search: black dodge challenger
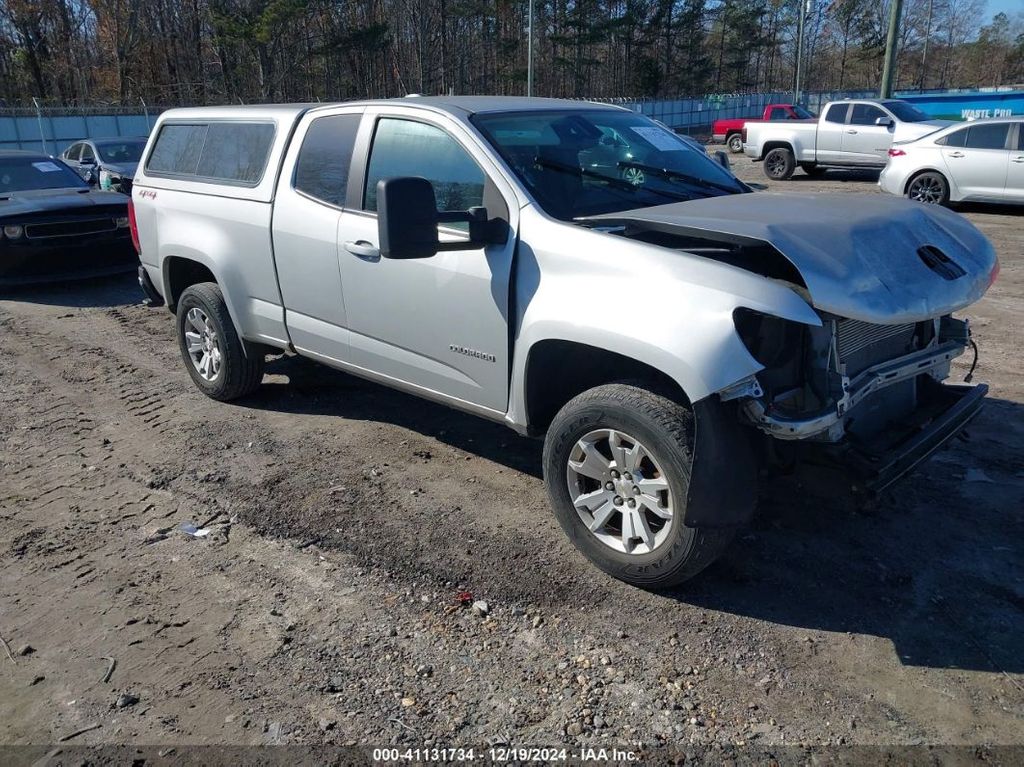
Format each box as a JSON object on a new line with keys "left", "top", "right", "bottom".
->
{"left": 0, "top": 150, "right": 138, "bottom": 286}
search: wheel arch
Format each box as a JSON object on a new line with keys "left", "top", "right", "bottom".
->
{"left": 903, "top": 167, "right": 950, "bottom": 195}
{"left": 163, "top": 255, "right": 218, "bottom": 313}
{"left": 522, "top": 339, "right": 692, "bottom": 436}
{"left": 762, "top": 140, "right": 795, "bottom": 158}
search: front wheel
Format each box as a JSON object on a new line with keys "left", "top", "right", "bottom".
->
{"left": 763, "top": 147, "right": 796, "bottom": 180}
{"left": 543, "top": 383, "right": 737, "bottom": 589}
{"left": 176, "top": 282, "right": 264, "bottom": 401}
{"left": 727, "top": 133, "right": 744, "bottom": 153}
{"left": 906, "top": 171, "right": 950, "bottom": 205}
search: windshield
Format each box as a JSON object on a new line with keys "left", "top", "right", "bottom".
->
{"left": 882, "top": 101, "right": 931, "bottom": 122}
{"left": 95, "top": 140, "right": 145, "bottom": 164}
{"left": 0, "top": 157, "right": 88, "bottom": 193}
{"left": 473, "top": 110, "right": 746, "bottom": 221}
{"left": 792, "top": 105, "right": 815, "bottom": 119}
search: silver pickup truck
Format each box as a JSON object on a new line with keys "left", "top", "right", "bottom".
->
{"left": 131, "top": 96, "right": 996, "bottom": 588}
{"left": 744, "top": 98, "right": 951, "bottom": 179}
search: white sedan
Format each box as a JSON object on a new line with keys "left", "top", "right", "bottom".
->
{"left": 879, "top": 117, "right": 1023, "bottom": 206}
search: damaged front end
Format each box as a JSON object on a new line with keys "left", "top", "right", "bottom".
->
{"left": 583, "top": 192, "right": 996, "bottom": 494}
{"left": 731, "top": 309, "right": 986, "bottom": 492}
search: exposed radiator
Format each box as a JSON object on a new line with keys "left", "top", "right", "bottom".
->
{"left": 835, "top": 319, "right": 917, "bottom": 376}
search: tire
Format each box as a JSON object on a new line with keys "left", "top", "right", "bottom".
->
{"left": 800, "top": 163, "right": 826, "bottom": 177}
{"left": 176, "top": 282, "right": 264, "bottom": 401}
{"left": 906, "top": 171, "right": 950, "bottom": 206}
{"left": 543, "top": 383, "right": 737, "bottom": 589}
{"left": 763, "top": 147, "right": 796, "bottom": 180}
{"left": 727, "top": 133, "right": 744, "bottom": 153}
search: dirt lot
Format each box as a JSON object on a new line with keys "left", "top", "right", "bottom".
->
{"left": 1, "top": 157, "right": 1022, "bottom": 759}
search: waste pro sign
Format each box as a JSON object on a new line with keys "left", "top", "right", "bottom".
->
{"left": 901, "top": 90, "right": 1024, "bottom": 121}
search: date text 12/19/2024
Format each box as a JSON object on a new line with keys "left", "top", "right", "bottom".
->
{"left": 373, "top": 747, "right": 640, "bottom": 762}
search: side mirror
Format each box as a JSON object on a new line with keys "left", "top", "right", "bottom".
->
{"left": 874, "top": 116, "right": 894, "bottom": 127}
{"left": 714, "top": 150, "right": 731, "bottom": 170}
{"left": 377, "top": 177, "right": 501, "bottom": 260}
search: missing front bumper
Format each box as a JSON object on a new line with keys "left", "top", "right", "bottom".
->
{"left": 812, "top": 381, "right": 987, "bottom": 493}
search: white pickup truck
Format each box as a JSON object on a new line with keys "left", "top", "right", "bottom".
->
{"left": 130, "top": 96, "right": 994, "bottom": 588}
{"left": 744, "top": 98, "right": 952, "bottom": 179}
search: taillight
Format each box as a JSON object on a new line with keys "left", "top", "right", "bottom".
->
{"left": 127, "top": 199, "right": 141, "bottom": 254}
{"left": 989, "top": 259, "right": 1000, "bottom": 288}
{"left": 888, "top": 148, "right": 906, "bottom": 157}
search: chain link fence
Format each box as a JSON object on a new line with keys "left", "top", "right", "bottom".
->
{"left": 4, "top": 87, "right": 1022, "bottom": 153}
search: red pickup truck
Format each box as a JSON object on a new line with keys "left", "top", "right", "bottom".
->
{"left": 713, "top": 103, "right": 815, "bottom": 152}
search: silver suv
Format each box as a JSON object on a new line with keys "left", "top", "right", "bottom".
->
{"left": 130, "top": 97, "right": 996, "bottom": 588}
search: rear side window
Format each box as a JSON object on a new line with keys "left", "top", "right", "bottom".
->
{"left": 939, "top": 128, "right": 967, "bottom": 147}
{"left": 768, "top": 107, "right": 787, "bottom": 120}
{"left": 146, "top": 121, "right": 275, "bottom": 184}
{"left": 964, "top": 123, "right": 1009, "bottom": 150}
{"left": 293, "top": 114, "right": 361, "bottom": 207}
{"left": 824, "top": 104, "right": 848, "bottom": 124}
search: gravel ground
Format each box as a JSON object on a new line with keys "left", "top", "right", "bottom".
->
{"left": 0, "top": 156, "right": 1022, "bottom": 760}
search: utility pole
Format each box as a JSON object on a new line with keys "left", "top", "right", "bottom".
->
{"left": 527, "top": 0, "right": 534, "bottom": 97}
{"left": 920, "top": 0, "right": 934, "bottom": 91}
{"left": 794, "top": 0, "right": 808, "bottom": 104}
{"left": 880, "top": 0, "right": 904, "bottom": 98}
{"left": 32, "top": 97, "right": 49, "bottom": 156}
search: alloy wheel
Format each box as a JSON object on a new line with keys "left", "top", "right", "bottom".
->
{"left": 622, "top": 166, "right": 645, "bottom": 186}
{"left": 565, "top": 428, "right": 674, "bottom": 555}
{"left": 908, "top": 175, "right": 944, "bottom": 204}
{"left": 765, "top": 153, "right": 787, "bottom": 178}
{"left": 184, "top": 307, "right": 222, "bottom": 382}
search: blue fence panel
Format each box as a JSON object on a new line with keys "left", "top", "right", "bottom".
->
{"left": 619, "top": 88, "right": 1024, "bottom": 133}
{"left": 0, "top": 111, "right": 157, "bottom": 154}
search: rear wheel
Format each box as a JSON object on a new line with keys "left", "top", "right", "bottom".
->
{"left": 176, "top": 282, "right": 264, "bottom": 401}
{"left": 727, "top": 133, "right": 744, "bottom": 153}
{"left": 763, "top": 147, "right": 796, "bottom": 180}
{"left": 906, "top": 171, "right": 949, "bottom": 205}
{"left": 543, "top": 383, "right": 737, "bottom": 589}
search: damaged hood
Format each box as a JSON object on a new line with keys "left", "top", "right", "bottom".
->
{"left": 585, "top": 192, "right": 997, "bottom": 324}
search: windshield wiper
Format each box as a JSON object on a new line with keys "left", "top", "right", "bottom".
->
{"left": 616, "top": 161, "right": 741, "bottom": 195}
{"left": 533, "top": 157, "right": 692, "bottom": 202}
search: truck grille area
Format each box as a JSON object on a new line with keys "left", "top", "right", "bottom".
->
{"left": 25, "top": 218, "right": 116, "bottom": 239}
{"left": 835, "top": 319, "right": 917, "bottom": 377}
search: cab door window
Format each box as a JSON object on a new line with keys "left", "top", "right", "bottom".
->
{"left": 363, "top": 118, "right": 485, "bottom": 217}
{"left": 768, "top": 107, "right": 788, "bottom": 120}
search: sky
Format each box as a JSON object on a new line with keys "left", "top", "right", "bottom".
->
{"left": 986, "top": 0, "right": 1021, "bottom": 18}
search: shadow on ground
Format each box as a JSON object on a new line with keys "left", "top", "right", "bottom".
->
{"left": 252, "top": 354, "right": 1023, "bottom": 674}
{"left": 0, "top": 270, "right": 142, "bottom": 308}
